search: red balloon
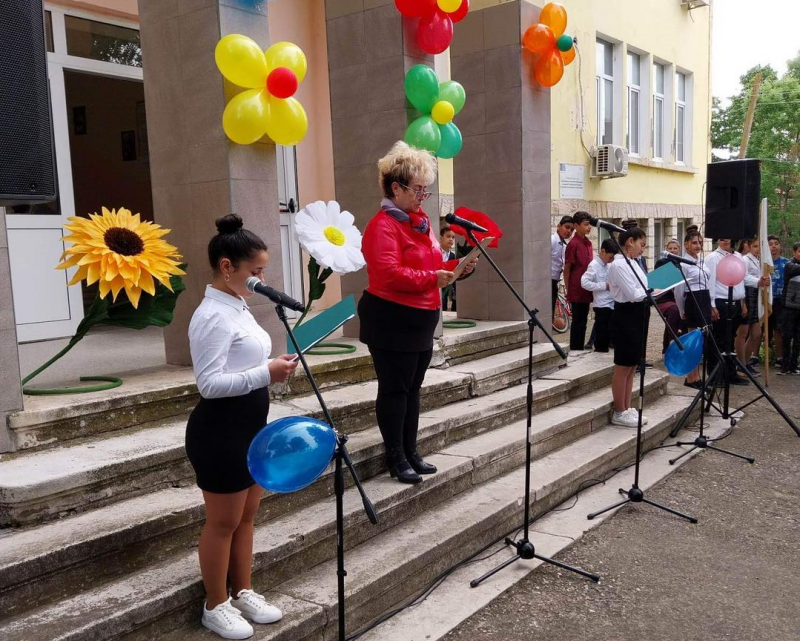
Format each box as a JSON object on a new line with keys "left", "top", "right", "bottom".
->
{"left": 534, "top": 49, "right": 564, "bottom": 87}
{"left": 395, "top": 0, "right": 437, "bottom": 18}
{"left": 450, "top": 0, "right": 469, "bottom": 22}
{"left": 417, "top": 11, "right": 453, "bottom": 54}
{"left": 267, "top": 67, "right": 298, "bottom": 99}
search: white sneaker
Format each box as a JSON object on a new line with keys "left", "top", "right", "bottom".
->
{"left": 611, "top": 410, "right": 638, "bottom": 428}
{"left": 202, "top": 598, "right": 254, "bottom": 639}
{"left": 232, "top": 589, "right": 283, "bottom": 624}
{"left": 624, "top": 408, "right": 648, "bottom": 425}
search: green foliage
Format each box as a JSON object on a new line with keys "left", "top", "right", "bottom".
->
{"left": 712, "top": 58, "right": 800, "bottom": 250}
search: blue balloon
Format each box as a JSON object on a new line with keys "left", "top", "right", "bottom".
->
{"left": 248, "top": 416, "right": 336, "bottom": 493}
{"left": 664, "top": 329, "right": 704, "bottom": 377}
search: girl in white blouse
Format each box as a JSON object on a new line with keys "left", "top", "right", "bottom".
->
{"left": 607, "top": 227, "right": 650, "bottom": 428}
{"left": 186, "top": 214, "right": 297, "bottom": 639}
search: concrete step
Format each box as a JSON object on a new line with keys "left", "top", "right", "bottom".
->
{"left": 0, "top": 344, "right": 566, "bottom": 527}
{"left": 8, "top": 322, "right": 531, "bottom": 452}
{"left": 0, "top": 389, "right": 688, "bottom": 641}
{"left": 0, "top": 354, "right": 640, "bottom": 616}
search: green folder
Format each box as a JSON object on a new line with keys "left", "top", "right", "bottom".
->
{"left": 287, "top": 295, "right": 357, "bottom": 357}
{"left": 647, "top": 262, "right": 683, "bottom": 292}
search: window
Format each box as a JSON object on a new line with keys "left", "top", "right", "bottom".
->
{"left": 675, "top": 72, "right": 687, "bottom": 164}
{"left": 654, "top": 220, "right": 664, "bottom": 254}
{"left": 596, "top": 39, "right": 614, "bottom": 146}
{"left": 65, "top": 16, "right": 142, "bottom": 67}
{"left": 627, "top": 52, "right": 641, "bottom": 155}
{"left": 653, "top": 62, "right": 665, "bottom": 160}
{"left": 677, "top": 220, "right": 686, "bottom": 244}
{"left": 45, "top": 11, "right": 54, "bottom": 53}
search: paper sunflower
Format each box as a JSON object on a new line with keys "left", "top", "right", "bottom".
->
{"left": 295, "top": 201, "right": 365, "bottom": 273}
{"left": 56, "top": 207, "right": 185, "bottom": 308}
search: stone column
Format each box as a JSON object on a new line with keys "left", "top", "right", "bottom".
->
{"left": 451, "top": 1, "right": 552, "bottom": 333}
{"left": 324, "top": 0, "right": 440, "bottom": 338}
{"left": 0, "top": 211, "right": 23, "bottom": 453}
{"left": 139, "top": 1, "right": 283, "bottom": 365}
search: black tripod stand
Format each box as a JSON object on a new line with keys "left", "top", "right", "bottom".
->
{"left": 668, "top": 285, "right": 800, "bottom": 440}
{"left": 465, "top": 230, "right": 599, "bottom": 587}
{"left": 587, "top": 239, "right": 697, "bottom": 524}
{"left": 275, "top": 305, "right": 379, "bottom": 641}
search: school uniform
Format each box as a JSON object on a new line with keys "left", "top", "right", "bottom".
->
{"left": 551, "top": 232, "right": 566, "bottom": 314}
{"left": 674, "top": 254, "right": 712, "bottom": 329}
{"left": 565, "top": 234, "right": 594, "bottom": 350}
{"left": 706, "top": 248, "right": 747, "bottom": 383}
{"left": 580, "top": 256, "right": 614, "bottom": 352}
{"left": 607, "top": 253, "right": 648, "bottom": 367}
{"left": 743, "top": 253, "right": 761, "bottom": 326}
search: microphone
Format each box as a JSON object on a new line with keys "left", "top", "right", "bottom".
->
{"left": 444, "top": 212, "right": 488, "bottom": 234}
{"left": 588, "top": 216, "right": 626, "bottom": 235}
{"left": 659, "top": 252, "right": 697, "bottom": 266}
{"left": 245, "top": 277, "right": 305, "bottom": 312}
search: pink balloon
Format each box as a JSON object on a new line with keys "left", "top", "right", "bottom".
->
{"left": 417, "top": 11, "right": 453, "bottom": 54}
{"left": 717, "top": 253, "right": 746, "bottom": 287}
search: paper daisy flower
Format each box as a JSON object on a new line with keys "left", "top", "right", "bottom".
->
{"left": 295, "top": 201, "right": 365, "bottom": 274}
{"left": 56, "top": 207, "right": 185, "bottom": 308}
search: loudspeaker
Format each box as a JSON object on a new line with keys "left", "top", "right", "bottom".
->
{"left": 704, "top": 159, "right": 760, "bottom": 240}
{"left": 0, "top": 0, "right": 57, "bottom": 206}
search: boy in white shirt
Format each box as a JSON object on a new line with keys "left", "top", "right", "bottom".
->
{"left": 581, "top": 239, "right": 618, "bottom": 353}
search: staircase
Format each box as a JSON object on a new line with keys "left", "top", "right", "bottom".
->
{"left": 0, "top": 321, "right": 691, "bottom": 640}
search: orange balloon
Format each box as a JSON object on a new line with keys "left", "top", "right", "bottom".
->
{"left": 522, "top": 24, "right": 555, "bottom": 54}
{"left": 539, "top": 2, "right": 567, "bottom": 38}
{"left": 534, "top": 49, "right": 564, "bottom": 87}
{"left": 561, "top": 46, "right": 576, "bottom": 66}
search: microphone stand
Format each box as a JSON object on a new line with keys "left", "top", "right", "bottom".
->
{"left": 465, "top": 229, "right": 599, "bottom": 588}
{"left": 587, "top": 235, "right": 698, "bottom": 524}
{"left": 274, "top": 304, "right": 379, "bottom": 641}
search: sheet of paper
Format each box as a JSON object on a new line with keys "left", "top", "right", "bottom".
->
{"left": 287, "top": 295, "right": 356, "bottom": 360}
{"left": 452, "top": 237, "right": 494, "bottom": 278}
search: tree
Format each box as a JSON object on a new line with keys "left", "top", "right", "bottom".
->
{"left": 712, "top": 58, "right": 800, "bottom": 247}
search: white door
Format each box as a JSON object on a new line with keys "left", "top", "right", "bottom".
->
{"left": 6, "top": 6, "right": 144, "bottom": 342}
{"left": 277, "top": 145, "right": 304, "bottom": 317}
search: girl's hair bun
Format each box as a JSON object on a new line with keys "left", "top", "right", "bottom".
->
{"left": 215, "top": 213, "right": 244, "bottom": 235}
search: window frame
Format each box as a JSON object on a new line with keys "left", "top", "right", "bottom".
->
{"left": 675, "top": 70, "right": 692, "bottom": 166}
{"left": 626, "top": 51, "right": 642, "bottom": 156}
{"left": 596, "top": 38, "right": 616, "bottom": 147}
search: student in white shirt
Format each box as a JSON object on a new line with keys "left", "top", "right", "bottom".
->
{"left": 186, "top": 214, "right": 297, "bottom": 639}
{"left": 705, "top": 238, "right": 749, "bottom": 386}
{"left": 607, "top": 226, "right": 650, "bottom": 428}
{"left": 551, "top": 215, "right": 574, "bottom": 314}
{"left": 581, "top": 238, "right": 617, "bottom": 353}
{"left": 736, "top": 239, "right": 769, "bottom": 375}
{"left": 673, "top": 230, "right": 712, "bottom": 388}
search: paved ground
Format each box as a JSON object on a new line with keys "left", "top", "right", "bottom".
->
{"left": 441, "top": 375, "right": 800, "bottom": 641}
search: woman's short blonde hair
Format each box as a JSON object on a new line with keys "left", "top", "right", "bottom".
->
{"left": 377, "top": 141, "right": 437, "bottom": 199}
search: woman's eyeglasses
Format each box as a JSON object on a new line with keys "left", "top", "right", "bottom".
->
{"left": 399, "top": 183, "right": 432, "bottom": 200}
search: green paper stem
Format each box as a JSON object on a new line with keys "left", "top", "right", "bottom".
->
{"left": 23, "top": 376, "right": 123, "bottom": 396}
{"left": 305, "top": 342, "right": 357, "bottom": 356}
{"left": 443, "top": 320, "right": 477, "bottom": 329}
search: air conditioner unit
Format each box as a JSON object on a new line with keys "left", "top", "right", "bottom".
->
{"left": 592, "top": 144, "right": 629, "bottom": 178}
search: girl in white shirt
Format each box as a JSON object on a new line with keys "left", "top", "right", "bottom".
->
{"left": 186, "top": 214, "right": 297, "bottom": 639}
{"left": 607, "top": 227, "right": 650, "bottom": 428}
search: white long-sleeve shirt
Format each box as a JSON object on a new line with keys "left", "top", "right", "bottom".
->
{"left": 551, "top": 232, "right": 566, "bottom": 280}
{"left": 581, "top": 256, "right": 614, "bottom": 309}
{"left": 674, "top": 254, "right": 710, "bottom": 317}
{"left": 607, "top": 253, "right": 648, "bottom": 303}
{"left": 706, "top": 248, "right": 746, "bottom": 304}
{"left": 743, "top": 253, "right": 761, "bottom": 288}
{"left": 189, "top": 285, "right": 273, "bottom": 399}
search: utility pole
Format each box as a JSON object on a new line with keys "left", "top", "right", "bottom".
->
{"left": 738, "top": 73, "right": 762, "bottom": 159}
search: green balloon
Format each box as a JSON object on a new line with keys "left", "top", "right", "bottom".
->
{"left": 438, "top": 81, "right": 466, "bottom": 115}
{"left": 405, "top": 65, "right": 440, "bottom": 114}
{"left": 557, "top": 34, "right": 574, "bottom": 52}
{"left": 437, "top": 123, "right": 463, "bottom": 159}
{"left": 405, "top": 116, "right": 442, "bottom": 153}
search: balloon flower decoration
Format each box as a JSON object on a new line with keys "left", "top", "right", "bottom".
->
{"left": 395, "top": 0, "right": 470, "bottom": 55}
{"left": 215, "top": 35, "right": 308, "bottom": 146}
{"left": 522, "top": 2, "right": 576, "bottom": 88}
{"left": 717, "top": 253, "right": 746, "bottom": 288}
{"left": 404, "top": 64, "right": 466, "bottom": 159}
{"left": 446, "top": 206, "right": 503, "bottom": 249}
{"left": 664, "top": 329, "right": 704, "bottom": 377}
{"left": 248, "top": 416, "right": 337, "bottom": 493}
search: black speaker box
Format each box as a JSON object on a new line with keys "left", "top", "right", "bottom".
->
{"left": 704, "top": 159, "right": 760, "bottom": 240}
{"left": 0, "top": 0, "right": 57, "bottom": 206}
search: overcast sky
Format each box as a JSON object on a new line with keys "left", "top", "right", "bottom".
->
{"left": 712, "top": 0, "right": 800, "bottom": 100}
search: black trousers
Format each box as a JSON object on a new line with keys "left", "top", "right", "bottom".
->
{"left": 593, "top": 307, "right": 612, "bottom": 352}
{"left": 712, "top": 299, "right": 743, "bottom": 381}
{"left": 551, "top": 279, "right": 559, "bottom": 315}
{"left": 570, "top": 302, "right": 590, "bottom": 350}
{"left": 369, "top": 346, "right": 433, "bottom": 459}
{"left": 780, "top": 308, "right": 800, "bottom": 371}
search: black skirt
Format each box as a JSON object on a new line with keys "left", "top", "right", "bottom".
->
{"left": 611, "top": 301, "right": 647, "bottom": 367}
{"left": 684, "top": 289, "right": 712, "bottom": 329}
{"left": 358, "top": 290, "right": 440, "bottom": 352}
{"left": 185, "top": 387, "right": 270, "bottom": 493}
{"left": 744, "top": 286, "right": 759, "bottom": 325}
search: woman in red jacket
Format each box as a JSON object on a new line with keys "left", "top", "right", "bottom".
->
{"left": 359, "top": 141, "right": 472, "bottom": 484}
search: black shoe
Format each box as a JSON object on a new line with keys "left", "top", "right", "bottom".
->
{"left": 407, "top": 452, "right": 437, "bottom": 475}
{"left": 729, "top": 375, "right": 750, "bottom": 386}
{"left": 644, "top": 362, "right": 654, "bottom": 368}
{"left": 745, "top": 365, "right": 761, "bottom": 377}
{"left": 684, "top": 379, "right": 702, "bottom": 390}
{"left": 386, "top": 448, "right": 422, "bottom": 484}
{"left": 777, "top": 369, "right": 791, "bottom": 376}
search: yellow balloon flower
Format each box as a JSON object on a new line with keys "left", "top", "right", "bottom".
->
{"left": 431, "top": 100, "right": 455, "bottom": 125}
{"left": 215, "top": 35, "right": 309, "bottom": 146}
